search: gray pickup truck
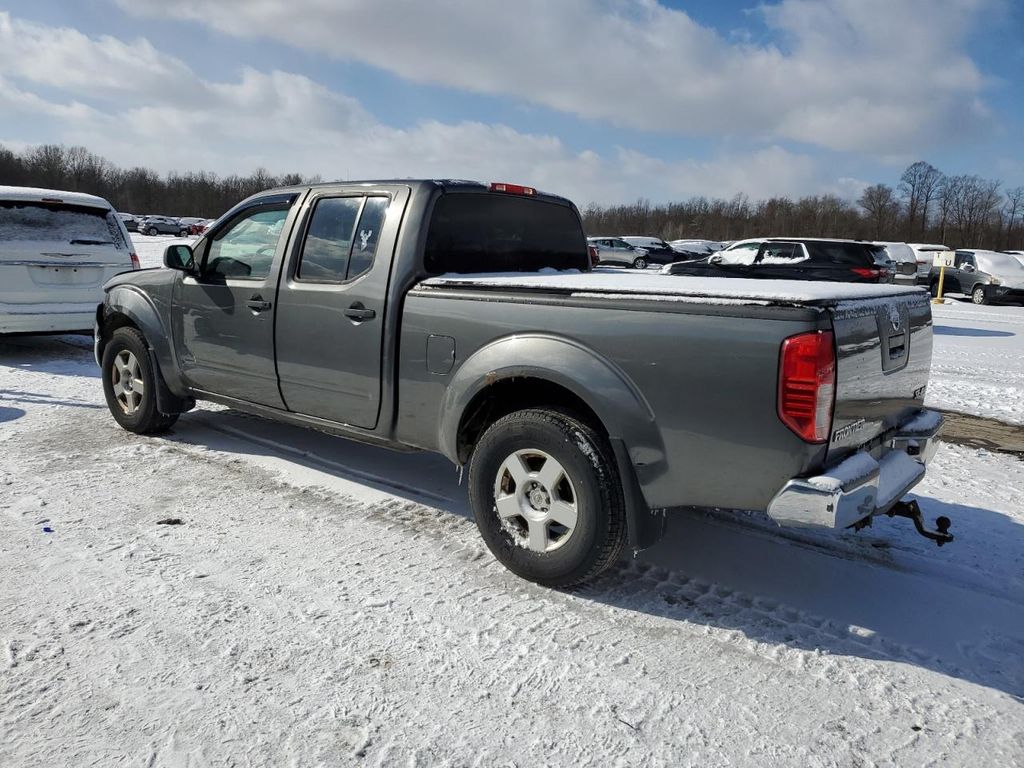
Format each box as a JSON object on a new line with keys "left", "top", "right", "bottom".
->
{"left": 95, "top": 180, "right": 949, "bottom": 587}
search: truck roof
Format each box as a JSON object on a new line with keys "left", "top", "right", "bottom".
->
{"left": 257, "top": 179, "right": 575, "bottom": 207}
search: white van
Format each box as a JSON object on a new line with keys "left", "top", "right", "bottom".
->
{"left": 1, "top": 186, "right": 138, "bottom": 334}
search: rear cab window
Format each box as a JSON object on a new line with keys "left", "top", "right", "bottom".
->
{"left": 0, "top": 200, "right": 126, "bottom": 250}
{"left": 424, "top": 193, "right": 588, "bottom": 274}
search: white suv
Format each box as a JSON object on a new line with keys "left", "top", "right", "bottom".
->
{"left": 1, "top": 186, "right": 138, "bottom": 334}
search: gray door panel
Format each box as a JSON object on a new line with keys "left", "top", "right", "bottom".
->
{"left": 173, "top": 200, "right": 301, "bottom": 407}
{"left": 275, "top": 185, "right": 410, "bottom": 428}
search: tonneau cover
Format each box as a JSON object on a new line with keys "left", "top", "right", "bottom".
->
{"left": 419, "top": 270, "right": 925, "bottom": 307}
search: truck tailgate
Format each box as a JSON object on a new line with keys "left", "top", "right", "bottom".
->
{"left": 827, "top": 292, "right": 933, "bottom": 462}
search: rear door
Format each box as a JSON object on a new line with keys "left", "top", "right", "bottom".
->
{"left": 274, "top": 184, "right": 410, "bottom": 428}
{"left": 827, "top": 292, "right": 933, "bottom": 461}
{"left": 0, "top": 200, "right": 133, "bottom": 319}
{"left": 172, "top": 193, "right": 301, "bottom": 407}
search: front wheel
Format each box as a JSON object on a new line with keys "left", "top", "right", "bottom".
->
{"left": 632, "top": 257, "right": 648, "bottom": 270}
{"left": 972, "top": 285, "right": 990, "bottom": 305}
{"left": 468, "top": 409, "right": 626, "bottom": 587}
{"left": 101, "top": 327, "right": 178, "bottom": 434}
{"left": 147, "top": 227, "right": 158, "bottom": 236}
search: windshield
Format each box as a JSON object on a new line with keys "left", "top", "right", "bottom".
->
{"left": 0, "top": 201, "right": 126, "bottom": 248}
{"left": 976, "top": 252, "right": 1024, "bottom": 276}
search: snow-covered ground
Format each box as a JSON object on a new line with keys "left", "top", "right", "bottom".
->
{"left": 929, "top": 301, "right": 1024, "bottom": 425}
{"left": 6, "top": 245, "right": 1018, "bottom": 764}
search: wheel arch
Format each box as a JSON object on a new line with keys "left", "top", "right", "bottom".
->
{"left": 99, "top": 286, "right": 187, "bottom": 397}
{"left": 441, "top": 335, "right": 669, "bottom": 549}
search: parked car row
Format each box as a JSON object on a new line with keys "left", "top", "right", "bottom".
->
{"left": 586, "top": 235, "right": 727, "bottom": 269}
{"left": 116, "top": 212, "right": 216, "bottom": 236}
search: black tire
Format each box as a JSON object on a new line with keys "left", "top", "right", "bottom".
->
{"left": 178, "top": 229, "right": 189, "bottom": 237}
{"left": 101, "top": 327, "right": 178, "bottom": 434}
{"left": 929, "top": 280, "right": 940, "bottom": 298}
{"left": 972, "top": 285, "right": 990, "bottom": 305}
{"left": 147, "top": 227, "right": 158, "bottom": 236}
{"left": 632, "top": 257, "right": 648, "bottom": 270}
{"left": 468, "top": 408, "right": 626, "bottom": 587}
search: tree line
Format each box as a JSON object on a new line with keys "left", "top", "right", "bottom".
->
{"left": 584, "top": 161, "right": 1023, "bottom": 250}
{"left": 0, "top": 143, "right": 320, "bottom": 219}
{"left": 1, "top": 143, "right": 1021, "bottom": 249}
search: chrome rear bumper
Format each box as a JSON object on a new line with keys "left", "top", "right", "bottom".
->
{"left": 767, "top": 409, "right": 942, "bottom": 529}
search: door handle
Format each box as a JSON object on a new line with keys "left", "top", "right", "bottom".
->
{"left": 246, "top": 295, "right": 272, "bottom": 312}
{"left": 344, "top": 303, "right": 376, "bottom": 321}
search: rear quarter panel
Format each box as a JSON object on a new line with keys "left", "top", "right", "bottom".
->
{"left": 397, "top": 290, "right": 829, "bottom": 512}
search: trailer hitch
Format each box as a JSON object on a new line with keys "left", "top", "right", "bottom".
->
{"left": 886, "top": 499, "right": 953, "bottom": 547}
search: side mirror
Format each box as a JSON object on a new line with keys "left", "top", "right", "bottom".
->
{"left": 709, "top": 254, "right": 724, "bottom": 265}
{"left": 164, "top": 244, "right": 195, "bottom": 273}
{"left": 961, "top": 263, "right": 975, "bottom": 272}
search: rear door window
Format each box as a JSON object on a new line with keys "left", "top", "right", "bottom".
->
{"left": 424, "top": 193, "right": 588, "bottom": 273}
{"left": 756, "top": 242, "right": 805, "bottom": 264}
{"left": 296, "top": 195, "right": 389, "bottom": 282}
{"left": 805, "top": 242, "right": 874, "bottom": 266}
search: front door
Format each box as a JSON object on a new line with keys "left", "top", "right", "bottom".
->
{"left": 275, "top": 185, "right": 409, "bottom": 428}
{"left": 172, "top": 195, "right": 300, "bottom": 407}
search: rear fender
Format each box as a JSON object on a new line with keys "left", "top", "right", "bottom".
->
{"left": 440, "top": 335, "right": 669, "bottom": 546}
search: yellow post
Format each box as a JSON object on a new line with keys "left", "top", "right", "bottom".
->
{"left": 932, "top": 264, "right": 946, "bottom": 304}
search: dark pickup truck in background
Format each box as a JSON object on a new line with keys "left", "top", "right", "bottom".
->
{"left": 95, "top": 180, "right": 948, "bottom": 587}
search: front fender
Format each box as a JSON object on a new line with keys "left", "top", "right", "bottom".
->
{"left": 101, "top": 284, "right": 187, "bottom": 396}
{"left": 439, "top": 334, "right": 668, "bottom": 493}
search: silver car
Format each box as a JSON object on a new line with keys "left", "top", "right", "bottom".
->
{"left": 587, "top": 236, "right": 650, "bottom": 269}
{"left": 1, "top": 186, "right": 138, "bottom": 334}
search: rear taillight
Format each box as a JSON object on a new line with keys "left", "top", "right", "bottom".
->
{"left": 778, "top": 331, "right": 835, "bottom": 443}
{"left": 850, "top": 267, "right": 881, "bottom": 280}
{"left": 588, "top": 245, "right": 599, "bottom": 267}
{"left": 130, "top": 252, "right": 141, "bottom": 270}
{"left": 490, "top": 182, "right": 536, "bottom": 196}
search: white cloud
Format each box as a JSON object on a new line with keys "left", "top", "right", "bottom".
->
{"left": 0, "top": 12, "right": 837, "bottom": 206}
{"left": 113, "top": 0, "right": 996, "bottom": 154}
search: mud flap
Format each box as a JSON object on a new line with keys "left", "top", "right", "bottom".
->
{"left": 610, "top": 438, "right": 666, "bottom": 551}
{"left": 146, "top": 347, "right": 195, "bottom": 416}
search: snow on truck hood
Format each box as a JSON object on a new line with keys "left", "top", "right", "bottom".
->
{"left": 421, "top": 270, "right": 928, "bottom": 307}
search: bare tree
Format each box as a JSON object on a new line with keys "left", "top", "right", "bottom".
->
{"left": 899, "top": 161, "right": 942, "bottom": 239}
{"left": 858, "top": 184, "right": 901, "bottom": 240}
{"left": 1002, "top": 186, "right": 1024, "bottom": 250}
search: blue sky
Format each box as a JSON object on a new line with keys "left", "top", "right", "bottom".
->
{"left": 1, "top": 0, "right": 1021, "bottom": 206}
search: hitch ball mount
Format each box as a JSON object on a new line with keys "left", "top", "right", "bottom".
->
{"left": 886, "top": 499, "right": 953, "bottom": 547}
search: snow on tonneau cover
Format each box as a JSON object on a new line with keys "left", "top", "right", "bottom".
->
{"left": 421, "top": 271, "right": 934, "bottom": 462}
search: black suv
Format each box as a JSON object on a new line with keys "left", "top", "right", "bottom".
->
{"left": 664, "top": 238, "right": 894, "bottom": 283}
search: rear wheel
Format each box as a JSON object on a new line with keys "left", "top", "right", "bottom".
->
{"left": 101, "top": 327, "right": 178, "bottom": 434}
{"left": 972, "top": 285, "right": 990, "bottom": 305}
{"left": 632, "top": 256, "right": 648, "bottom": 270}
{"left": 468, "top": 408, "right": 626, "bottom": 587}
{"left": 178, "top": 228, "right": 189, "bottom": 237}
